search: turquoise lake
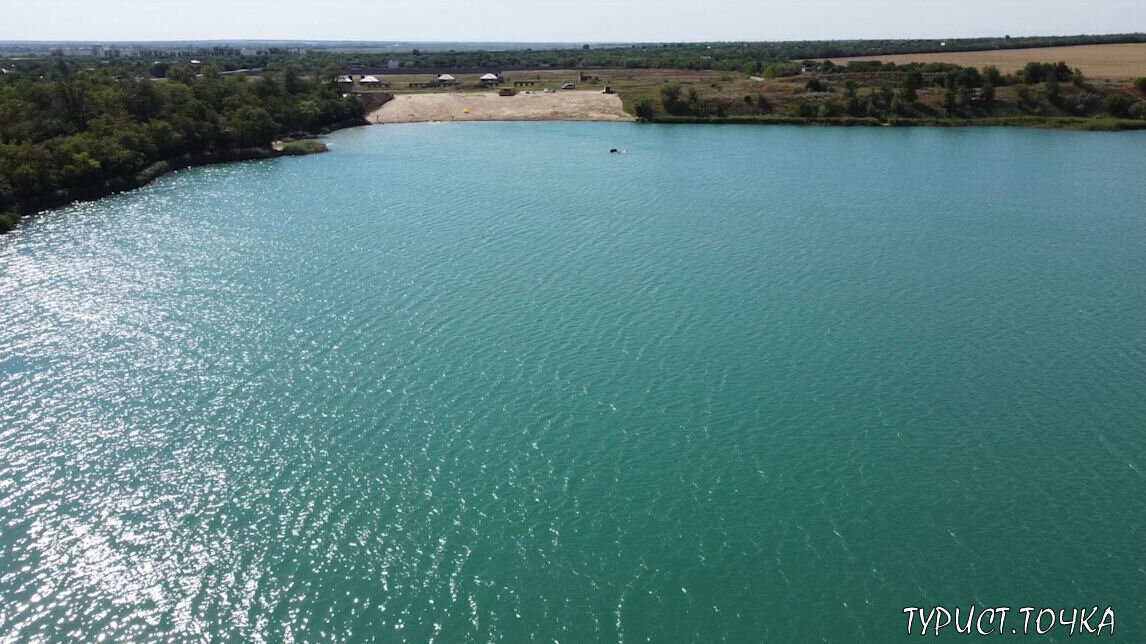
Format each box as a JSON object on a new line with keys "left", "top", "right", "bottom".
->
{"left": 1, "top": 123, "right": 1144, "bottom": 642}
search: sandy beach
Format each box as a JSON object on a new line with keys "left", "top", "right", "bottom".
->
{"left": 368, "top": 90, "right": 633, "bottom": 124}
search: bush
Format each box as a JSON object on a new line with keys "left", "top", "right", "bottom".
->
{"left": 817, "top": 101, "right": 842, "bottom": 118}
{"left": 633, "top": 98, "right": 655, "bottom": 121}
{"left": 786, "top": 102, "right": 816, "bottom": 118}
{"left": 1015, "top": 84, "right": 1032, "bottom": 107}
{"left": 1134, "top": 77, "right": 1146, "bottom": 93}
{"left": 1104, "top": 94, "right": 1131, "bottom": 118}
{"left": 659, "top": 84, "right": 688, "bottom": 116}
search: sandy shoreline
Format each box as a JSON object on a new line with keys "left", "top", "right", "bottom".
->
{"left": 368, "top": 90, "right": 633, "bottom": 124}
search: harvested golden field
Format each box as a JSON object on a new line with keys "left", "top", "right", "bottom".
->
{"left": 814, "top": 43, "right": 1146, "bottom": 79}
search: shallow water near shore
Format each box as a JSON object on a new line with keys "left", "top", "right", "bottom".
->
{"left": 1, "top": 123, "right": 1144, "bottom": 642}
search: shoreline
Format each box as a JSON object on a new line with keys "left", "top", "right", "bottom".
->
{"left": 5, "top": 112, "right": 1142, "bottom": 233}
{"left": 1, "top": 138, "right": 334, "bottom": 234}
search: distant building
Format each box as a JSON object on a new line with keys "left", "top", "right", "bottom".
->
{"left": 359, "top": 75, "right": 387, "bottom": 88}
{"left": 437, "top": 73, "right": 457, "bottom": 86}
{"left": 386, "top": 60, "right": 401, "bottom": 69}
{"left": 479, "top": 73, "right": 501, "bottom": 87}
{"left": 336, "top": 75, "right": 354, "bottom": 86}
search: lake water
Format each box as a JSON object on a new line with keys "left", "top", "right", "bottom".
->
{"left": 1, "top": 123, "right": 1144, "bottom": 642}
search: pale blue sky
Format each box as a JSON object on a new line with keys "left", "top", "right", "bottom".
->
{"left": 0, "top": 0, "right": 1143, "bottom": 42}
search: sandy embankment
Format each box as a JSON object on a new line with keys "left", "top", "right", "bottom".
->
{"left": 368, "top": 91, "right": 633, "bottom": 124}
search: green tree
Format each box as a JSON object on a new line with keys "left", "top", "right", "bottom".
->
{"left": 1015, "top": 84, "right": 1031, "bottom": 108}
{"left": 633, "top": 98, "right": 655, "bottom": 121}
{"left": 167, "top": 65, "right": 196, "bottom": 85}
{"left": 981, "top": 79, "right": 995, "bottom": 102}
{"left": 687, "top": 87, "right": 706, "bottom": 116}
{"left": 982, "top": 65, "right": 1001, "bottom": 86}
{"left": 1104, "top": 94, "right": 1131, "bottom": 118}
{"left": 890, "top": 94, "right": 911, "bottom": 116}
{"left": 1045, "top": 76, "right": 1061, "bottom": 103}
{"left": 227, "top": 106, "right": 279, "bottom": 146}
{"left": 900, "top": 71, "right": 922, "bottom": 103}
{"left": 660, "top": 84, "right": 688, "bottom": 116}
{"left": 282, "top": 64, "right": 305, "bottom": 95}
{"left": 942, "top": 87, "right": 957, "bottom": 114}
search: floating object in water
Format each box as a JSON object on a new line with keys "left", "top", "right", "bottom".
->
{"left": 610, "top": 148, "right": 618, "bottom": 153}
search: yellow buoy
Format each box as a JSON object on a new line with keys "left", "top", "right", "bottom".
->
{"left": 463, "top": 108, "right": 469, "bottom": 114}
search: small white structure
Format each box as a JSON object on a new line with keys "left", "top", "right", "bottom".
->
{"left": 336, "top": 75, "right": 354, "bottom": 85}
{"left": 437, "top": 73, "right": 457, "bottom": 86}
{"left": 479, "top": 72, "right": 501, "bottom": 87}
{"left": 360, "top": 75, "right": 383, "bottom": 87}
{"left": 387, "top": 60, "right": 401, "bottom": 69}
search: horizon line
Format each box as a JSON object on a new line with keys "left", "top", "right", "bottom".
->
{"left": 2, "top": 33, "right": 1144, "bottom": 46}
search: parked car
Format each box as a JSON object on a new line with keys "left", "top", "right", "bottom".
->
{"left": 561, "top": 83, "right": 576, "bottom": 90}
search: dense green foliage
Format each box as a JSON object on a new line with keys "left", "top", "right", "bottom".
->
{"left": 0, "top": 60, "right": 363, "bottom": 219}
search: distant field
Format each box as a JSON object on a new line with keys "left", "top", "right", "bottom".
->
{"left": 814, "top": 44, "right": 1146, "bottom": 78}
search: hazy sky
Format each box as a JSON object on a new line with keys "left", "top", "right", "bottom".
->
{"left": 0, "top": 0, "right": 1143, "bottom": 42}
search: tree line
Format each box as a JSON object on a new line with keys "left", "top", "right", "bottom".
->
{"left": 0, "top": 61, "right": 364, "bottom": 227}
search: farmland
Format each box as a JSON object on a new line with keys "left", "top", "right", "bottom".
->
{"left": 813, "top": 43, "right": 1146, "bottom": 79}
